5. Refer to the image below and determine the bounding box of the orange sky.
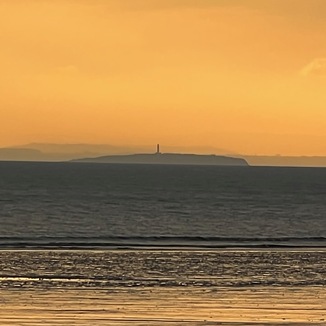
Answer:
[1,0,326,155]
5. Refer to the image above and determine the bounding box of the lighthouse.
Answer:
[156,144,161,154]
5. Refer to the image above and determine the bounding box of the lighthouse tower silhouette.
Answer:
[156,144,161,154]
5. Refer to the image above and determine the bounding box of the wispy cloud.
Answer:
[301,58,326,77]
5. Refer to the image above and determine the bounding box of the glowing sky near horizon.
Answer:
[1,0,326,155]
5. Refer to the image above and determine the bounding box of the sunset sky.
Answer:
[1,0,326,155]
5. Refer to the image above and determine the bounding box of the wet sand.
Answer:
[1,249,325,325]
[1,286,325,325]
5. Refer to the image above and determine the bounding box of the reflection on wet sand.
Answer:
[1,250,325,325]
[1,287,325,325]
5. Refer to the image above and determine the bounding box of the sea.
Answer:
[0,162,325,325]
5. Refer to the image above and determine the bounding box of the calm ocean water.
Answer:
[0,161,325,248]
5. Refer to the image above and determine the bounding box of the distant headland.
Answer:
[2,143,326,167]
[72,144,248,166]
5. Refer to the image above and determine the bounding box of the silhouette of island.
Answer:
[1,144,326,166]
[72,145,248,166]
[0,143,235,161]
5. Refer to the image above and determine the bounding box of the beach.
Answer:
[1,249,325,325]
[1,287,325,325]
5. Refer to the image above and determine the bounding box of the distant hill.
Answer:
[12,143,234,155]
[1,143,326,167]
[13,143,130,155]
[72,153,249,166]
[0,143,237,162]
[0,148,48,161]
[0,144,126,161]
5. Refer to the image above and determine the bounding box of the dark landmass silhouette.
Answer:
[0,144,125,161]
[1,143,326,167]
[0,143,236,162]
[72,153,249,166]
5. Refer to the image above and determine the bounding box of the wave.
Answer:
[0,235,325,249]
[2,275,325,288]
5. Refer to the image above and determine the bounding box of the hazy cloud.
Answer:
[301,58,326,76]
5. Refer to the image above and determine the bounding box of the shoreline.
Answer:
[1,249,325,324]
[1,246,326,252]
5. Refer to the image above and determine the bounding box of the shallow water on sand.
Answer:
[1,287,325,325]
[0,250,325,325]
